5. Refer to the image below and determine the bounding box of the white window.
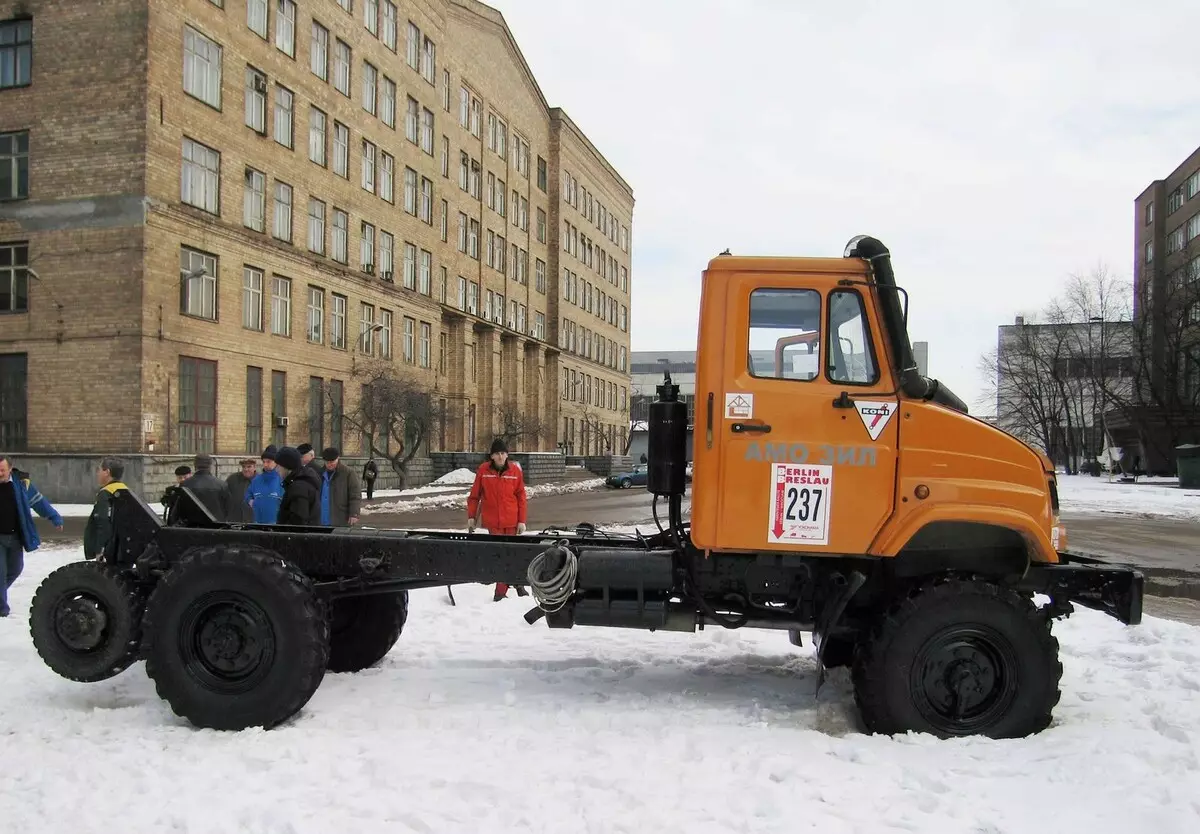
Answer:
[420,107,434,154]
[383,2,398,50]
[419,249,431,294]
[183,26,222,109]
[404,243,417,289]
[380,231,394,278]
[243,267,263,330]
[247,0,268,39]
[360,303,376,355]
[380,309,393,358]
[180,247,217,320]
[181,138,220,214]
[310,21,328,80]
[275,0,296,57]
[1189,172,1200,200]
[469,219,479,259]
[406,96,419,143]
[332,294,347,349]
[273,181,292,241]
[470,95,481,137]
[535,312,545,340]
[406,22,420,69]
[440,199,448,241]
[460,86,470,127]
[333,122,349,177]
[1189,214,1200,243]
[274,85,293,148]
[309,107,327,165]
[380,152,394,203]
[404,167,417,214]
[361,222,376,270]
[422,37,436,84]
[308,287,324,343]
[245,67,267,133]
[362,140,377,193]
[419,322,431,367]
[381,77,396,128]
[271,275,291,336]
[243,167,265,231]
[442,69,450,111]
[420,177,432,223]
[535,259,546,294]
[308,199,325,254]
[362,61,377,114]
[458,213,468,253]
[333,209,348,263]
[365,0,379,35]
[1168,226,1185,254]
[334,40,351,96]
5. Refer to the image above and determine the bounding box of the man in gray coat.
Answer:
[318,447,361,526]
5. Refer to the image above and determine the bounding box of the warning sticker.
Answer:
[725,392,754,419]
[853,400,897,441]
[767,463,833,546]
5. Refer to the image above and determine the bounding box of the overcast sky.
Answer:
[498,0,1200,411]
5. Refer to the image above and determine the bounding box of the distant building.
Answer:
[913,341,929,377]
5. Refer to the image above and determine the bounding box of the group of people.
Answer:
[164,443,363,527]
[0,436,532,616]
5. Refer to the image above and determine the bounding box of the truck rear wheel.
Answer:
[326,591,409,673]
[141,546,329,731]
[29,561,144,683]
[852,577,1061,739]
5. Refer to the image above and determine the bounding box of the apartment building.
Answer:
[0,0,633,460]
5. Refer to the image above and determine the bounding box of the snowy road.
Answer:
[2,545,1199,833]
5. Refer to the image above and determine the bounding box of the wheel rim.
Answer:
[910,625,1019,735]
[178,591,277,694]
[52,590,111,653]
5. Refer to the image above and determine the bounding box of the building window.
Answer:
[307,286,324,343]
[1167,189,1182,215]
[332,293,347,349]
[274,85,294,148]
[242,266,263,331]
[380,152,394,202]
[246,366,263,455]
[333,122,349,177]
[536,207,546,243]
[420,107,434,154]
[181,138,220,214]
[442,69,450,111]
[247,0,268,38]
[245,67,267,133]
[419,249,431,294]
[361,222,376,271]
[178,356,217,454]
[536,258,546,294]
[406,21,420,69]
[310,20,328,79]
[0,19,31,89]
[535,312,545,340]
[0,130,27,203]
[309,106,327,165]
[404,317,415,363]
[380,231,394,279]
[406,96,419,144]
[183,26,222,109]
[0,243,28,314]
[271,371,287,446]
[360,303,376,354]
[381,76,396,128]
[438,331,448,374]
[1189,172,1200,201]
[440,199,448,242]
[403,242,417,289]
[275,0,296,57]
[380,309,393,358]
[273,181,292,242]
[362,61,377,114]
[1168,226,1185,254]
[1189,214,1200,243]
[362,139,377,193]
[442,135,450,177]
[364,0,379,35]
[332,209,348,263]
[537,156,547,192]
[243,167,265,231]
[420,177,433,223]
[180,246,217,320]
[419,322,431,367]
[422,36,436,84]
[307,198,325,254]
[383,2,398,50]
[270,275,291,336]
[404,166,417,214]
[308,377,324,449]
[334,39,351,96]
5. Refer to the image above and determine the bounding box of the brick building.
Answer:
[0,0,633,463]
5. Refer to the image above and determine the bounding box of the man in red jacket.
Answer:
[467,438,528,600]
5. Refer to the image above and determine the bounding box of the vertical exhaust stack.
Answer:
[647,372,688,497]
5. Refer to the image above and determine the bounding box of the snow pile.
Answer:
[432,467,479,486]
[1057,475,1200,521]
[361,477,605,515]
[2,546,1199,833]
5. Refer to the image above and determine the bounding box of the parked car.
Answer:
[605,464,648,489]
[685,461,693,483]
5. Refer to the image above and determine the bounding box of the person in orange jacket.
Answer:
[466,438,529,601]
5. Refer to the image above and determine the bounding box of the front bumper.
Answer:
[1020,551,1144,626]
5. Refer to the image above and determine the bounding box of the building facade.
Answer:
[0,0,632,460]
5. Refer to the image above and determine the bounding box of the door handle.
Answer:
[731,422,771,434]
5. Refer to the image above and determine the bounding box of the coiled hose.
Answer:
[525,541,579,613]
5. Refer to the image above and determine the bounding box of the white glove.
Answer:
[467,519,476,533]
[517,523,526,534]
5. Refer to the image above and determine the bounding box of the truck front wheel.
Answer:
[326,591,409,673]
[852,577,1062,739]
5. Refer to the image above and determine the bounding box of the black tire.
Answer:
[326,591,409,673]
[852,577,1062,739]
[142,546,329,731]
[29,561,144,683]
[621,478,631,489]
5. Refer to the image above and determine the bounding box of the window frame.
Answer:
[824,287,882,387]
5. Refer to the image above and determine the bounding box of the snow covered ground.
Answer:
[1057,475,1200,521]
[359,476,605,515]
[2,544,1198,833]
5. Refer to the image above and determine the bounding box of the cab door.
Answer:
[707,272,900,555]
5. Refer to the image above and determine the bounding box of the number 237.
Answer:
[785,486,823,522]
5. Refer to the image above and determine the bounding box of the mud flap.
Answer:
[812,570,866,696]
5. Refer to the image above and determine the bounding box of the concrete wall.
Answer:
[582,455,635,477]
[428,451,565,483]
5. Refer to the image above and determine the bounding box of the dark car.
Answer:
[605,464,648,489]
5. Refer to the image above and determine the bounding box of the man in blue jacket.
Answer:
[0,454,64,618]
[245,445,284,524]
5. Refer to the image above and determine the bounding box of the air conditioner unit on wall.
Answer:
[382,271,394,282]
[275,416,289,428]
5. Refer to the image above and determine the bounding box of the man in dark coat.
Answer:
[362,458,379,500]
[83,457,128,563]
[187,453,231,521]
[297,443,321,476]
[224,458,257,522]
[318,447,362,526]
[275,446,322,526]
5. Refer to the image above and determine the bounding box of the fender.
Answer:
[871,502,1058,564]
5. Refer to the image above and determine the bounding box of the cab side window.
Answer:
[747,288,821,382]
[827,290,879,385]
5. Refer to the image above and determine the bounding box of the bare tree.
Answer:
[329,360,435,487]
[579,406,617,455]
[495,403,554,450]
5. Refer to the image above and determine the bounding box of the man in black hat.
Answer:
[317,447,361,526]
[297,443,321,476]
[187,453,231,521]
[275,445,321,526]
[225,457,258,523]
